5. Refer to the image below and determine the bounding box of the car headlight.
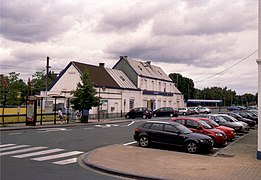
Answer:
[215,133,223,137]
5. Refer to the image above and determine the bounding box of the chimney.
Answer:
[99,63,105,67]
[120,56,128,60]
[147,61,151,65]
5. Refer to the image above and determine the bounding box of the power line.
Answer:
[195,50,258,83]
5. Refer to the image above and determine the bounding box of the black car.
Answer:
[234,111,258,124]
[133,121,213,153]
[152,107,179,117]
[125,107,152,119]
[218,112,256,127]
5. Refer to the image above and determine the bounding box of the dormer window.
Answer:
[119,76,125,81]
[138,65,143,71]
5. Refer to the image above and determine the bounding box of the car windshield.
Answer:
[208,119,219,126]
[198,120,213,129]
[221,115,238,122]
[214,116,227,123]
[176,124,192,134]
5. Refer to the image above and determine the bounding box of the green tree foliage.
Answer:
[169,73,195,101]
[1,72,27,106]
[31,70,56,95]
[70,72,100,111]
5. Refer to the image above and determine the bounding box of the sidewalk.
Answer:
[0,117,130,131]
[82,128,261,180]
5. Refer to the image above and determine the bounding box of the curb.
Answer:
[81,146,167,180]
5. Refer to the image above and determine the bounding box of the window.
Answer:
[158,82,161,91]
[129,99,134,110]
[143,123,152,129]
[150,123,163,131]
[119,76,125,81]
[152,81,155,91]
[176,119,186,125]
[157,99,161,109]
[186,120,199,129]
[165,124,179,133]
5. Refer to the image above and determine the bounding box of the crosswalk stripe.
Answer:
[0,144,16,148]
[0,145,30,152]
[53,157,77,165]
[31,151,83,161]
[13,148,65,158]
[0,147,47,156]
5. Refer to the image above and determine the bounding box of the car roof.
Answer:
[145,121,180,126]
[172,117,203,121]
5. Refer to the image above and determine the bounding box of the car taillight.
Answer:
[135,128,139,134]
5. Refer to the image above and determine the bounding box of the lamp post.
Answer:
[257,0,261,160]
[98,87,100,122]
[17,92,21,122]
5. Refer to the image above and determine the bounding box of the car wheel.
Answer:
[183,112,186,116]
[126,115,130,119]
[142,115,147,119]
[170,114,173,117]
[153,114,157,117]
[139,136,149,147]
[186,141,198,153]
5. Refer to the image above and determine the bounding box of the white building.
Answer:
[42,57,184,117]
[113,56,184,110]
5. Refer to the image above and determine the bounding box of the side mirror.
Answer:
[197,126,203,130]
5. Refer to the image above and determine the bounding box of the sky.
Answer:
[0,0,259,95]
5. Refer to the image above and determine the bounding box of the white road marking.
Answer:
[127,121,134,126]
[0,146,47,156]
[53,157,77,165]
[84,127,94,130]
[13,148,65,158]
[0,145,30,152]
[121,121,135,127]
[37,128,71,133]
[0,144,16,148]
[94,124,119,128]
[123,141,137,146]
[31,151,83,161]
[8,132,24,135]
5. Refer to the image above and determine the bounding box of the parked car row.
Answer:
[125,106,212,119]
[134,121,214,154]
[133,110,257,154]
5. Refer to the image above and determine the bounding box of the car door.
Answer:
[163,124,182,145]
[186,120,202,134]
[136,108,143,118]
[149,123,164,143]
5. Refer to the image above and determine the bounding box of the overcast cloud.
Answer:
[0,0,258,95]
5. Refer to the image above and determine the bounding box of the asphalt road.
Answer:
[0,116,245,180]
[1,120,140,180]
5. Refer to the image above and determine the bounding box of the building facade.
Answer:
[42,57,184,117]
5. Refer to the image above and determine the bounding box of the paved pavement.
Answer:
[1,119,261,180]
[82,128,261,180]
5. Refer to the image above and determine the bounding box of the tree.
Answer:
[169,73,196,101]
[70,72,100,122]
[2,72,27,106]
[31,70,56,95]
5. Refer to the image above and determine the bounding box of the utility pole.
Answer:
[46,56,50,96]
[257,0,261,160]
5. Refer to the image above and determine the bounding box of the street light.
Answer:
[17,92,21,122]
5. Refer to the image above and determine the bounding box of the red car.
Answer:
[171,117,227,146]
[198,117,236,141]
